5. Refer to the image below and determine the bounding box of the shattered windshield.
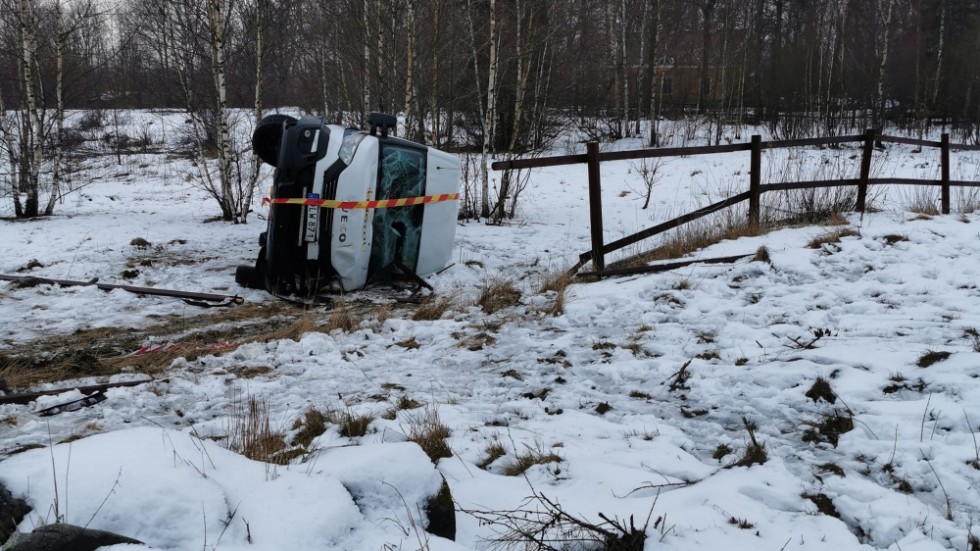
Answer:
[368,145,426,280]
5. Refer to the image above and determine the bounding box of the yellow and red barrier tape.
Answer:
[262,193,458,210]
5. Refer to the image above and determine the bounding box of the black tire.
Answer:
[235,265,263,289]
[252,114,297,167]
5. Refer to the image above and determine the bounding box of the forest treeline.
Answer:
[2,0,979,218]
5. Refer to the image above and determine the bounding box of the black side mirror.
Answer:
[252,114,298,166]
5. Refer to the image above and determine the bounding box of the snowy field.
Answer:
[4,113,980,550]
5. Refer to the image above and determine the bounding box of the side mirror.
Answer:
[368,112,397,138]
[252,114,298,166]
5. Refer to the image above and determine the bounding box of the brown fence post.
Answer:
[587,141,605,275]
[941,133,950,214]
[857,128,875,213]
[749,135,761,228]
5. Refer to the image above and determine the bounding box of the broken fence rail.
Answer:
[0,378,156,406]
[0,274,243,306]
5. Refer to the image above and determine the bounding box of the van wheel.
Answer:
[252,114,297,167]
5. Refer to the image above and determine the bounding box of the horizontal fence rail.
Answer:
[491,130,980,277]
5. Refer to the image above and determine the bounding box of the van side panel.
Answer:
[416,148,461,275]
[330,138,378,291]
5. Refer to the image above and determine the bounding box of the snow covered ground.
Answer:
[4,114,980,550]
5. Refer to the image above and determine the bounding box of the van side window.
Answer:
[368,145,426,280]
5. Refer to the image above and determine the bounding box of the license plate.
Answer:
[304,194,320,242]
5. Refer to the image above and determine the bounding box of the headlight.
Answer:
[338,133,367,166]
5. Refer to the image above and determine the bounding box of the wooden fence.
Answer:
[491,130,980,277]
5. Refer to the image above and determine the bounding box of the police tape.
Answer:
[261,193,458,210]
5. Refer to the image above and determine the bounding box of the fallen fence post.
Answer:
[0,274,243,307]
[587,141,605,275]
[857,128,875,212]
[0,378,156,406]
[750,135,762,228]
[942,133,950,214]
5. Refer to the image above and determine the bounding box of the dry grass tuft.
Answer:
[478,277,522,314]
[370,303,392,329]
[537,271,572,317]
[395,395,423,410]
[500,443,563,476]
[731,417,767,468]
[477,438,507,470]
[806,228,860,249]
[321,302,360,333]
[412,294,458,321]
[227,395,298,465]
[337,409,374,438]
[752,246,771,263]
[405,406,453,463]
[259,313,316,342]
[291,407,329,448]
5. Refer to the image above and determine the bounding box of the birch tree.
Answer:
[15,0,43,218]
[872,0,896,133]
[474,0,499,220]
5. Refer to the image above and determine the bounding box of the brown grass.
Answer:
[370,303,392,329]
[609,219,767,270]
[0,301,309,390]
[412,294,458,321]
[405,406,453,463]
[320,302,360,333]
[291,407,329,448]
[337,409,374,437]
[227,395,298,465]
[477,438,507,470]
[478,277,522,314]
[500,444,563,476]
[806,228,860,249]
[537,271,572,316]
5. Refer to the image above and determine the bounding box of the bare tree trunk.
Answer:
[207,0,234,221]
[605,1,622,137]
[495,0,535,222]
[698,0,718,115]
[0,77,18,218]
[244,0,268,222]
[375,0,386,114]
[45,0,65,216]
[647,0,660,146]
[362,0,372,126]
[873,0,895,133]
[479,0,499,219]
[18,0,43,218]
[403,0,417,140]
[430,0,442,145]
[619,0,629,137]
[931,0,945,120]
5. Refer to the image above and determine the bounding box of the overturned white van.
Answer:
[236,113,461,296]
